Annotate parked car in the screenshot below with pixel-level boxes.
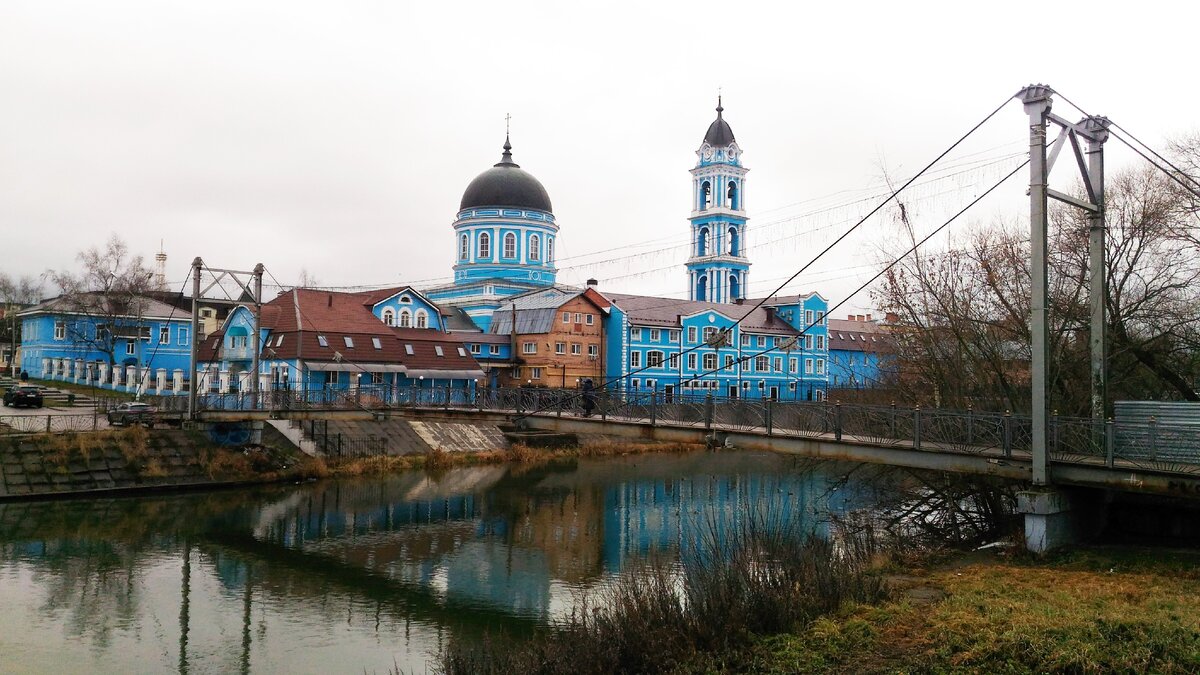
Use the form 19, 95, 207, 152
106, 402, 158, 426
2, 386, 44, 408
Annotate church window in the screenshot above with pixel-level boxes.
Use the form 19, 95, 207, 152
529, 234, 540, 261
460, 234, 469, 260
697, 228, 709, 256
478, 232, 490, 258
727, 181, 739, 210
382, 309, 395, 326
503, 232, 516, 258
547, 237, 554, 262
728, 227, 740, 256
696, 275, 708, 301
700, 180, 712, 210
399, 310, 411, 328
415, 310, 428, 329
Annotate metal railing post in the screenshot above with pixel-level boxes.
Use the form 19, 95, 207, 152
765, 398, 773, 436
46, 416, 52, 433
1003, 410, 1012, 458
913, 406, 921, 451
704, 393, 714, 430
1105, 418, 1115, 468
1051, 410, 1059, 457
889, 401, 897, 439
834, 402, 842, 442
650, 392, 657, 426
966, 405, 974, 444
1149, 416, 1158, 460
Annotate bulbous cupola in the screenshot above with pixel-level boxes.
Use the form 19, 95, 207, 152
425, 133, 560, 331
459, 136, 553, 212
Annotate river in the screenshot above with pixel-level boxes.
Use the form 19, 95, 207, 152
0, 451, 889, 674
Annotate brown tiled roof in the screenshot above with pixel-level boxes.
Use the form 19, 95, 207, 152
603, 293, 798, 335
200, 288, 483, 374
827, 319, 890, 353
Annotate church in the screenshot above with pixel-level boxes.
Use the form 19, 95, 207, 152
425, 100, 832, 399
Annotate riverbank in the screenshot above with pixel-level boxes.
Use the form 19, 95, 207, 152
745, 545, 1200, 674
433, 540, 1200, 674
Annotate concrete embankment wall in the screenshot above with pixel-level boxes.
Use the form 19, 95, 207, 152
286, 418, 509, 456
0, 430, 223, 499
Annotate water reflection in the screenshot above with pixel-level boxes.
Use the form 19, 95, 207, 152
0, 451, 881, 673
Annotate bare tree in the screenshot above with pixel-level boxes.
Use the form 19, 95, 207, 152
873, 165, 1200, 414
1, 273, 43, 374
45, 235, 157, 368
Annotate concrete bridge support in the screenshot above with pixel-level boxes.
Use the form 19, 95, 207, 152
1018, 488, 1109, 553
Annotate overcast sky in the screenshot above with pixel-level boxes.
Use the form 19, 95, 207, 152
2, 1, 1195, 315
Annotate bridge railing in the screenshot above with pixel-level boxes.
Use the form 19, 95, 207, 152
149, 385, 1200, 470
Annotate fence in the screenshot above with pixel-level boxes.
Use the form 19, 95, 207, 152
300, 420, 390, 458
0, 414, 99, 435
91, 386, 1200, 472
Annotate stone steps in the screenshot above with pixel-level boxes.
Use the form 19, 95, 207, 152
0, 377, 97, 408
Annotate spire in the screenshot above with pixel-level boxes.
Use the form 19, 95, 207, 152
716, 94, 723, 118
501, 134, 514, 163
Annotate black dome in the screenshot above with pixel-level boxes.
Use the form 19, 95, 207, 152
459, 137, 553, 212
703, 97, 735, 146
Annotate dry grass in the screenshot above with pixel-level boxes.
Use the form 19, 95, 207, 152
747, 547, 1200, 674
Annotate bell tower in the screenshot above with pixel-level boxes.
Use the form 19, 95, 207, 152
686, 97, 749, 303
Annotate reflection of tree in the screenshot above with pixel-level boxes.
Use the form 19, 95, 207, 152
28, 540, 145, 650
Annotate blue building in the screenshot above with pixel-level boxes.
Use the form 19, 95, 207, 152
196, 288, 483, 398
601, 292, 829, 400
827, 315, 891, 390
687, 98, 750, 304
17, 293, 193, 395
425, 136, 560, 331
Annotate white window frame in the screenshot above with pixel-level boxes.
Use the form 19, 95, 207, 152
125, 341, 136, 356
478, 232, 490, 258
159, 326, 170, 344
647, 350, 663, 368
399, 310, 411, 328
570, 343, 582, 356
703, 353, 717, 370
555, 342, 566, 355
688, 353, 697, 370
415, 310, 428, 329
531, 366, 542, 380
805, 358, 814, 374
687, 326, 698, 343
382, 309, 395, 326
649, 328, 660, 342
470, 343, 481, 354
522, 342, 537, 355
503, 232, 516, 258
587, 344, 598, 357
629, 350, 641, 368
529, 234, 540, 261
585, 314, 594, 325
54, 321, 66, 341
563, 311, 570, 324
179, 328, 190, 346
460, 233, 469, 260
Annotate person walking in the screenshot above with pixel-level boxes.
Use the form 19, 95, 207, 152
581, 378, 596, 417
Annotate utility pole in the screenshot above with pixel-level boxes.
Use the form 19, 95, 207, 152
188, 256, 202, 421
251, 263, 264, 406
1017, 84, 1109, 486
